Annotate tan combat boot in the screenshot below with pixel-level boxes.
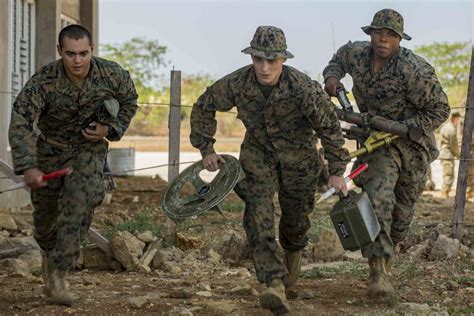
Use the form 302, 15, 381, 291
259, 278, 290, 315
385, 243, 400, 275
368, 256, 395, 298
441, 189, 450, 198
467, 191, 474, 200
283, 249, 302, 289
48, 269, 76, 306
41, 251, 51, 297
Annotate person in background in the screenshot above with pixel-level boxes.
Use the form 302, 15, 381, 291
439, 111, 462, 198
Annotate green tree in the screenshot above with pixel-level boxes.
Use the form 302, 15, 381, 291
414, 42, 471, 87
100, 37, 168, 98
415, 42, 472, 109
100, 38, 170, 135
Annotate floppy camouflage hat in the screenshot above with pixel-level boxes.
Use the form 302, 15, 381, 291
362, 8, 411, 40
242, 26, 294, 59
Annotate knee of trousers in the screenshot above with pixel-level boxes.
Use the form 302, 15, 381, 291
279, 217, 310, 251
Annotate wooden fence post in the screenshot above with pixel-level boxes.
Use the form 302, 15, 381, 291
166, 69, 181, 243
168, 70, 181, 182
451, 47, 474, 239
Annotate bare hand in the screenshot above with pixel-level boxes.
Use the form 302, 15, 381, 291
23, 168, 46, 189
202, 153, 225, 171
324, 77, 345, 97
328, 175, 348, 196
82, 122, 109, 142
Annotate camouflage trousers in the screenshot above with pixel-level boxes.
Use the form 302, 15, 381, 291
441, 160, 455, 191
31, 138, 107, 271
424, 166, 436, 191
234, 143, 321, 284
352, 144, 428, 258
467, 150, 474, 193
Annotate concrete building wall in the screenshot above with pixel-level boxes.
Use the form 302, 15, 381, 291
0, 1, 12, 206
61, 0, 80, 20
0, 0, 30, 209
80, 0, 99, 54
36, 0, 61, 69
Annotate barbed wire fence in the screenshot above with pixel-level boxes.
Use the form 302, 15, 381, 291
1, 66, 473, 238
0, 74, 472, 180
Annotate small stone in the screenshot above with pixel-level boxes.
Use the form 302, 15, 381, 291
136, 231, 156, 243
138, 265, 151, 273
207, 249, 221, 262
0, 214, 17, 231
199, 283, 212, 291
435, 223, 444, 233
103, 193, 113, 204
109, 260, 123, 272
445, 280, 459, 291
229, 284, 253, 295
195, 291, 212, 297
429, 235, 460, 260
167, 306, 193, 315
397, 303, 432, 313
299, 289, 315, 299
162, 263, 181, 275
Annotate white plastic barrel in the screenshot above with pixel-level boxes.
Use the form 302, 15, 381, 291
107, 148, 135, 176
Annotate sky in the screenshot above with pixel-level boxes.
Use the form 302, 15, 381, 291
99, 0, 473, 81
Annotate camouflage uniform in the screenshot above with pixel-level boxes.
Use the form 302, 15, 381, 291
190, 26, 350, 284
424, 165, 436, 191
439, 120, 460, 193
323, 11, 450, 259
9, 57, 138, 272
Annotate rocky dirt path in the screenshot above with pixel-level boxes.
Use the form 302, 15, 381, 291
0, 176, 472, 315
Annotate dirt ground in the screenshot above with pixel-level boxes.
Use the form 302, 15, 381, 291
0, 175, 473, 315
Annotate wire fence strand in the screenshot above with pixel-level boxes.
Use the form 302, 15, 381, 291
104, 160, 198, 176
1, 155, 473, 181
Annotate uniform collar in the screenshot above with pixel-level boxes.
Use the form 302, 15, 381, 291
366, 46, 401, 79
55, 57, 98, 95
244, 65, 290, 102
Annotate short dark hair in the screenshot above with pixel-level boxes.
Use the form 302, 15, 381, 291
58, 24, 93, 47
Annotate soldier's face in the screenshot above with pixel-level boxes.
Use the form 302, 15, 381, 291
57, 36, 94, 81
251, 56, 285, 86
370, 28, 401, 60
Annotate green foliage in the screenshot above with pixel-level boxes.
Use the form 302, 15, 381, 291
222, 200, 244, 213
307, 217, 333, 242
414, 42, 471, 87
100, 37, 219, 135
448, 306, 474, 315
398, 260, 424, 279
100, 37, 168, 95
300, 262, 368, 279
101, 208, 164, 240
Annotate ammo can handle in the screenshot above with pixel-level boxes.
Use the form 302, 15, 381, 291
337, 163, 368, 201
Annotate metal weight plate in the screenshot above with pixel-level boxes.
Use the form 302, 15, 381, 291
162, 154, 242, 221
